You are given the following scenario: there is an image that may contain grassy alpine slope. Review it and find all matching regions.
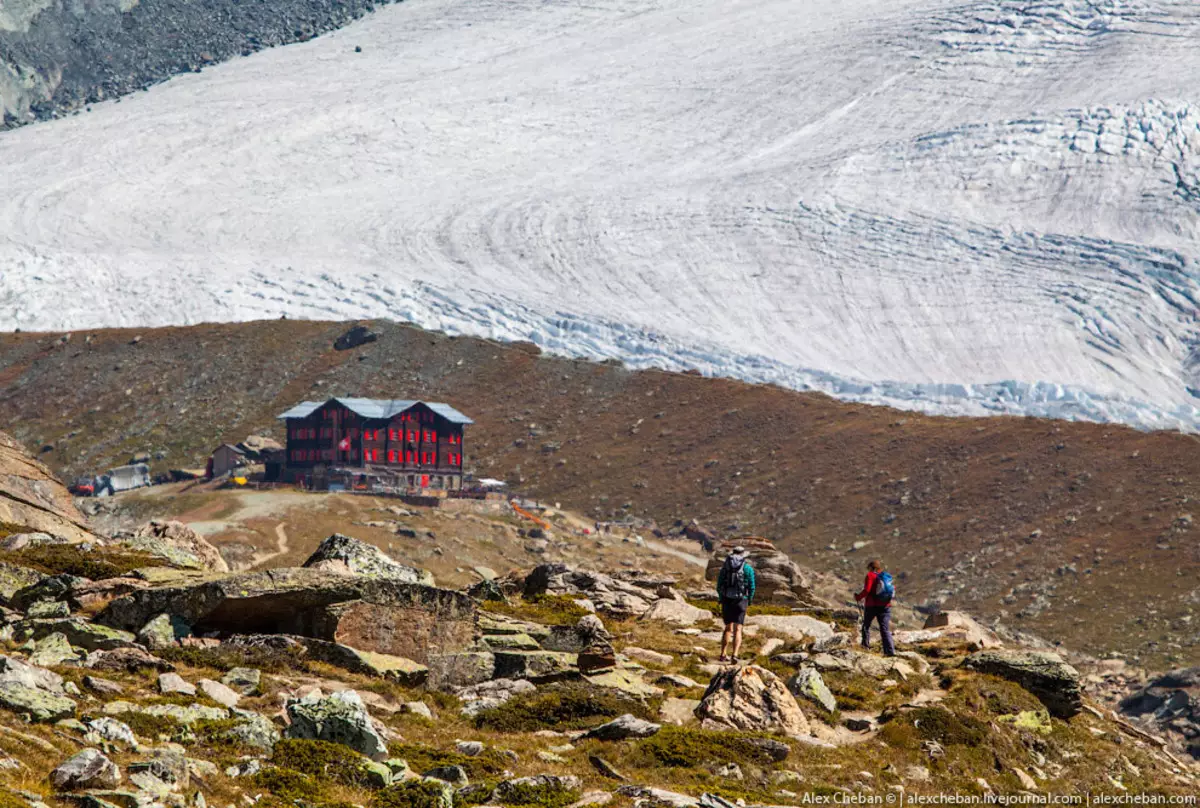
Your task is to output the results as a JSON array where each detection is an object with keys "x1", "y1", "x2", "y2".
[{"x1": 0, "y1": 319, "x2": 1197, "y2": 668}]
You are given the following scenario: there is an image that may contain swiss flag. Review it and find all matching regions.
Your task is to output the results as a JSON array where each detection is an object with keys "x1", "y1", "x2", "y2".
[{"x1": 338, "y1": 436, "x2": 351, "y2": 451}]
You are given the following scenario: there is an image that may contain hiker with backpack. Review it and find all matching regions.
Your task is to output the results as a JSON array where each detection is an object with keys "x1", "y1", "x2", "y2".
[
  {"x1": 717, "y1": 545, "x2": 756, "y2": 663},
  {"x1": 855, "y1": 558, "x2": 895, "y2": 656}
]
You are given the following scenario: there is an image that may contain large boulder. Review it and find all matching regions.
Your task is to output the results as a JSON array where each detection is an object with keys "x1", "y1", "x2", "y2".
[
  {"x1": 117, "y1": 521, "x2": 229, "y2": 572},
  {"x1": 704, "y1": 538, "x2": 828, "y2": 606},
  {"x1": 302, "y1": 534, "x2": 434, "y2": 585},
  {"x1": 694, "y1": 665, "x2": 810, "y2": 737},
  {"x1": 963, "y1": 650, "x2": 1082, "y2": 718},
  {"x1": 523, "y1": 564, "x2": 655, "y2": 618},
  {"x1": 50, "y1": 749, "x2": 121, "y2": 791},
  {"x1": 285, "y1": 690, "x2": 389, "y2": 761},
  {"x1": 639, "y1": 599, "x2": 712, "y2": 627},
  {"x1": 96, "y1": 568, "x2": 478, "y2": 665},
  {"x1": 745, "y1": 614, "x2": 835, "y2": 642},
  {"x1": 0, "y1": 431, "x2": 97, "y2": 543},
  {"x1": 894, "y1": 611, "x2": 1001, "y2": 650}
]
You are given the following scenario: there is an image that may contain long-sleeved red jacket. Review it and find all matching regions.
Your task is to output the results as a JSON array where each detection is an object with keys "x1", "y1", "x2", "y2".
[{"x1": 855, "y1": 571, "x2": 890, "y2": 608}]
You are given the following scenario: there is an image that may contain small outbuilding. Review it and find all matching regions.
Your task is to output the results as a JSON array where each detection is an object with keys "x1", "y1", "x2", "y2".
[{"x1": 209, "y1": 444, "x2": 248, "y2": 479}]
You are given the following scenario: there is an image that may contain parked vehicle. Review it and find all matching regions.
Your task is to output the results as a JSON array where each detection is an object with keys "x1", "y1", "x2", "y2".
[
  {"x1": 69, "y1": 477, "x2": 95, "y2": 497},
  {"x1": 94, "y1": 463, "x2": 151, "y2": 496}
]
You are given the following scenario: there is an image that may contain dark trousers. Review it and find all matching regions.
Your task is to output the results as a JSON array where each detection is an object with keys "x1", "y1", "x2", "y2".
[{"x1": 861, "y1": 606, "x2": 894, "y2": 655}]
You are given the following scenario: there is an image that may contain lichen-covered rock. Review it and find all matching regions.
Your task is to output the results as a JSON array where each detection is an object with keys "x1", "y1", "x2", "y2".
[
  {"x1": 197, "y1": 679, "x2": 241, "y2": 708},
  {"x1": 302, "y1": 534, "x2": 434, "y2": 585},
  {"x1": 97, "y1": 568, "x2": 476, "y2": 665},
  {"x1": 492, "y1": 650, "x2": 578, "y2": 682},
  {"x1": 787, "y1": 667, "x2": 836, "y2": 713},
  {"x1": 28, "y1": 632, "x2": 82, "y2": 667},
  {"x1": 50, "y1": 749, "x2": 121, "y2": 791},
  {"x1": 0, "y1": 431, "x2": 97, "y2": 543},
  {"x1": 454, "y1": 678, "x2": 536, "y2": 717},
  {"x1": 523, "y1": 564, "x2": 654, "y2": 618},
  {"x1": 695, "y1": 665, "x2": 810, "y2": 737},
  {"x1": 427, "y1": 651, "x2": 495, "y2": 690},
  {"x1": 85, "y1": 646, "x2": 175, "y2": 673},
  {"x1": 0, "y1": 654, "x2": 66, "y2": 691},
  {"x1": 221, "y1": 667, "x2": 261, "y2": 696},
  {"x1": 284, "y1": 689, "x2": 389, "y2": 761},
  {"x1": 0, "y1": 681, "x2": 76, "y2": 721},
  {"x1": 227, "y1": 708, "x2": 281, "y2": 750},
  {"x1": 581, "y1": 714, "x2": 661, "y2": 741},
  {"x1": 639, "y1": 599, "x2": 712, "y2": 626},
  {"x1": 963, "y1": 650, "x2": 1082, "y2": 718},
  {"x1": 117, "y1": 521, "x2": 228, "y2": 572},
  {"x1": 0, "y1": 562, "x2": 45, "y2": 605},
  {"x1": 16, "y1": 617, "x2": 137, "y2": 651},
  {"x1": 704, "y1": 538, "x2": 828, "y2": 606},
  {"x1": 137, "y1": 614, "x2": 192, "y2": 650},
  {"x1": 84, "y1": 717, "x2": 138, "y2": 747},
  {"x1": 158, "y1": 673, "x2": 196, "y2": 697},
  {"x1": 103, "y1": 701, "x2": 229, "y2": 725}
]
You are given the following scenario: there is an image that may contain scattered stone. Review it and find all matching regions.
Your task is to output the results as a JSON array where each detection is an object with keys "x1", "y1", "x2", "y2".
[
  {"x1": 712, "y1": 761, "x2": 742, "y2": 780},
  {"x1": 29, "y1": 633, "x2": 81, "y2": 667},
  {"x1": 919, "y1": 611, "x2": 1002, "y2": 649},
  {"x1": 197, "y1": 679, "x2": 240, "y2": 708},
  {"x1": 788, "y1": 667, "x2": 836, "y2": 713},
  {"x1": 424, "y1": 765, "x2": 469, "y2": 787},
  {"x1": 639, "y1": 599, "x2": 712, "y2": 626},
  {"x1": 83, "y1": 676, "x2": 124, "y2": 696},
  {"x1": 758, "y1": 638, "x2": 784, "y2": 657},
  {"x1": 221, "y1": 667, "x2": 261, "y2": 696},
  {"x1": 581, "y1": 714, "x2": 662, "y2": 741},
  {"x1": 51, "y1": 749, "x2": 121, "y2": 791},
  {"x1": 226, "y1": 708, "x2": 281, "y2": 750},
  {"x1": 158, "y1": 673, "x2": 196, "y2": 697},
  {"x1": 27, "y1": 600, "x2": 70, "y2": 619},
  {"x1": 103, "y1": 701, "x2": 229, "y2": 726},
  {"x1": 85, "y1": 647, "x2": 174, "y2": 673},
  {"x1": 492, "y1": 651, "x2": 577, "y2": 681},
  {"x1": 137, "y1": 614, "x2": 191, "y2": 651},
  {"x1": 1014, "y1": 768, "x2": 1037, "y2": 790},
  {"x1": 659, "y1": 697, "x2": 701, "y2": 726},
  {"x1": 334, "y1": 325, "x2": 379, "y2": 351},
  {"x1": 963, "y1": 650, "x2": 1082, "y2": 718},
  {"x1": 456, "y1": 741, "x2": 484, "y2": 757},
  {"x1": 403, "y1": 701, "x2": 433, "y2": 719},
  {"x1": 623, "y1": 647, "x2": 673, "y2": 667},
  {"x1": 84, "y1": 718, "x2": 138, "y2": 748},
  {"x1": 904, "y1": 765, "x2": 931, "y2": 783},
  {"x1": 615, "y1": 785, "x2": 697, "y2": 808},
  {"x1": 119, "y1": 521, "x2": 228, "y2": 572},
  {"x1": 568, "y1": 791, "x2": 614, "y2": 808},
  {"x1": 656, "y1": 674, "x2": 701, "y2": 689},
  {"x1": 695, "y1": 665, "x2": 810, "y2": 737},
  {"x1": 0, "y1": 681, "x2": 75, "y2": 722},
  {"x1": 302, "y1": 533, "x2": 434, "y2": 585},
  {"x1": 744, "y1": 614, "x2": 835, "y2": 642},
  {"x1": 588, "y1": 754, "x2": 626, "y2": 780},
  {"x1": 455, "y1": 678, "x2": 536, "y2": 716},
  {"x1": 285, "y1": 689, "x2": 389, "y2": 761}
]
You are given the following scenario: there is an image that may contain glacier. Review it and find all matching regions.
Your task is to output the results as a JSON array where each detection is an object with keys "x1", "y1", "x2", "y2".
[{"x1": 2, "y1": 0, "x2": 1200, "y2": 429}]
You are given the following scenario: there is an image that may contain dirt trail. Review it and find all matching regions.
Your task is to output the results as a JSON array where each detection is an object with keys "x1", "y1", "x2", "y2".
[{"x1": 252, "y1": 522, "x2": 291, "y2": 568}]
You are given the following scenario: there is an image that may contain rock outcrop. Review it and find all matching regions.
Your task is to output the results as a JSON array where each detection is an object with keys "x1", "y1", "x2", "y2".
[
  {"x1": 117, "y1": 520, "x2": 229, "y2": 572},
  {"x1": 704, "y1": 538, "x2": 827, "y2": 606},
  {"x1": 285, "y1": 689, "x2": 389, "y2": 761},
  {"x1": 694, "y1": 665, "x2": 810, "y2": 737},
  {"x1": 96, "y1": 568, "x2": 478, "y2": 664},
  {"x1": 0, "y1": 431, "x2": 96, "y2": 543},
  {"x1": 524, "y1": 564, "x2": 657, "y2": 618},
  {"x1": 303, "y1": 533, "x2": 434, "y2": 585},
  {"x1": 50, "y1": 748, "x2": 121, "y2": 790},
  {"x1": 1120, "y1": 667, "x2": 1200, "y2": 759},
  {"x1": 963, "y1": 650, "x2": 1082, "y2": 718}
]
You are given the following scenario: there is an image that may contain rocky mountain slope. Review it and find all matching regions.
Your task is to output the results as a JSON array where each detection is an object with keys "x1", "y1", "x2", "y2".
[
  {"x1": 0, "y1": 432, "x2": 95, "y2": 543},
  {"x1": 1, "y1": 320, "x2": 1198, "y2": 669},
  {"x1": 3, "y1": 0, "x2": 1200, "y2": 426},
  {"x1": 0, "y1": 0, "x2": 400, "y2": 128},
  {"x1": 0, "y1": 461, "x2": 1193, "y2": 800}
]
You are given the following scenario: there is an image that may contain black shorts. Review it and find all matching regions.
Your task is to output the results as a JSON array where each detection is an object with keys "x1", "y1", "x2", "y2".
[{"x1": 721, "y1": 597, "x2": 749, "y2": 625}]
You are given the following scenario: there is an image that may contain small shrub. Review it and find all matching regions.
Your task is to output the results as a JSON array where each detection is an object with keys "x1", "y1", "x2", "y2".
[
  {"x1": 388, "y1": 743, "x2": 508, "y2": 779},
  {"x1": 481, "y1": 595, "x2": 590, "y2": 626},
  {"x1": 474, "y1": 683, "x2": 654, "y2": 732},
  {"x1": 270, "y1": 739, "x2": 381, "y2": 788},
  {"x1": 633, "y1": 726, "x2": 786, "y2": 768},
  {"x1": 896, "y1": 707, "x2": 988, "y2": 746},
  {"x1": 158, "y1": 643, "x2": 310, "y2": 673},
  {"x1": 493, "y1": 780, "x2": 579, "y2": 808},
  {"x1": 250, "y1": 766, "x2": 327, "y2": 802},
  {"x1": 375, "y1": 779, "x2": 451, "y2": 808},
  {"x1": 0, "y1": 545, "x2": 161, "y2": 579}
]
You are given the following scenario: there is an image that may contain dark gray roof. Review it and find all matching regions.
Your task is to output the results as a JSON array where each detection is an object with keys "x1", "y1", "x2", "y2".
[{"x1": 277, "y1": 397, "x2": 473, "y2": 424}]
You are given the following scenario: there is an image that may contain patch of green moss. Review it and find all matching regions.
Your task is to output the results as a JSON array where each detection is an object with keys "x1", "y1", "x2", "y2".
[
  {"x1": 388, "y1": 743, "x2": 508, "y2": 779},
  {"x1": 116, "y1": 710, "x2": 187, "y2": 741},
  {"x1": 493, "y1": 781, "x2": 579, "y2": 808},
  {"x1": 0, "y1": 545, "x2": 162, "y2": 579},
  {"x1": 481, "y1": 594, "x2": 591, "y2": 626},
  {"x1": 891, "y1": 707, "x2": 988, "y2": 746},
  {"x1": 271, "y1": 738, "x2": 379, "y2": 788},
  {"x1": 374, "y1": 779, "x2": 451, "y2": 808},
  {"x1": 250, "y1": 766, "x2": 328, "y2": 802},
  {"x1": 474, "y1": 683, "x2": 654, "y2": 732},
  {"x1": 997, "y1": 710, "x2": 1053, "y2": 735},
  {"x1": 158, "y1": 643, "x2": 310, "y2": 673},
  {"x1": 631, "y1": 726, "x2": 786, "y2": 768}
]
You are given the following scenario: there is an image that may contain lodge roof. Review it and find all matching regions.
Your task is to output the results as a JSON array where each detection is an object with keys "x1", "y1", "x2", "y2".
[{"x1": 276, "y1": 397, "x2": 474, "y2": 424}]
